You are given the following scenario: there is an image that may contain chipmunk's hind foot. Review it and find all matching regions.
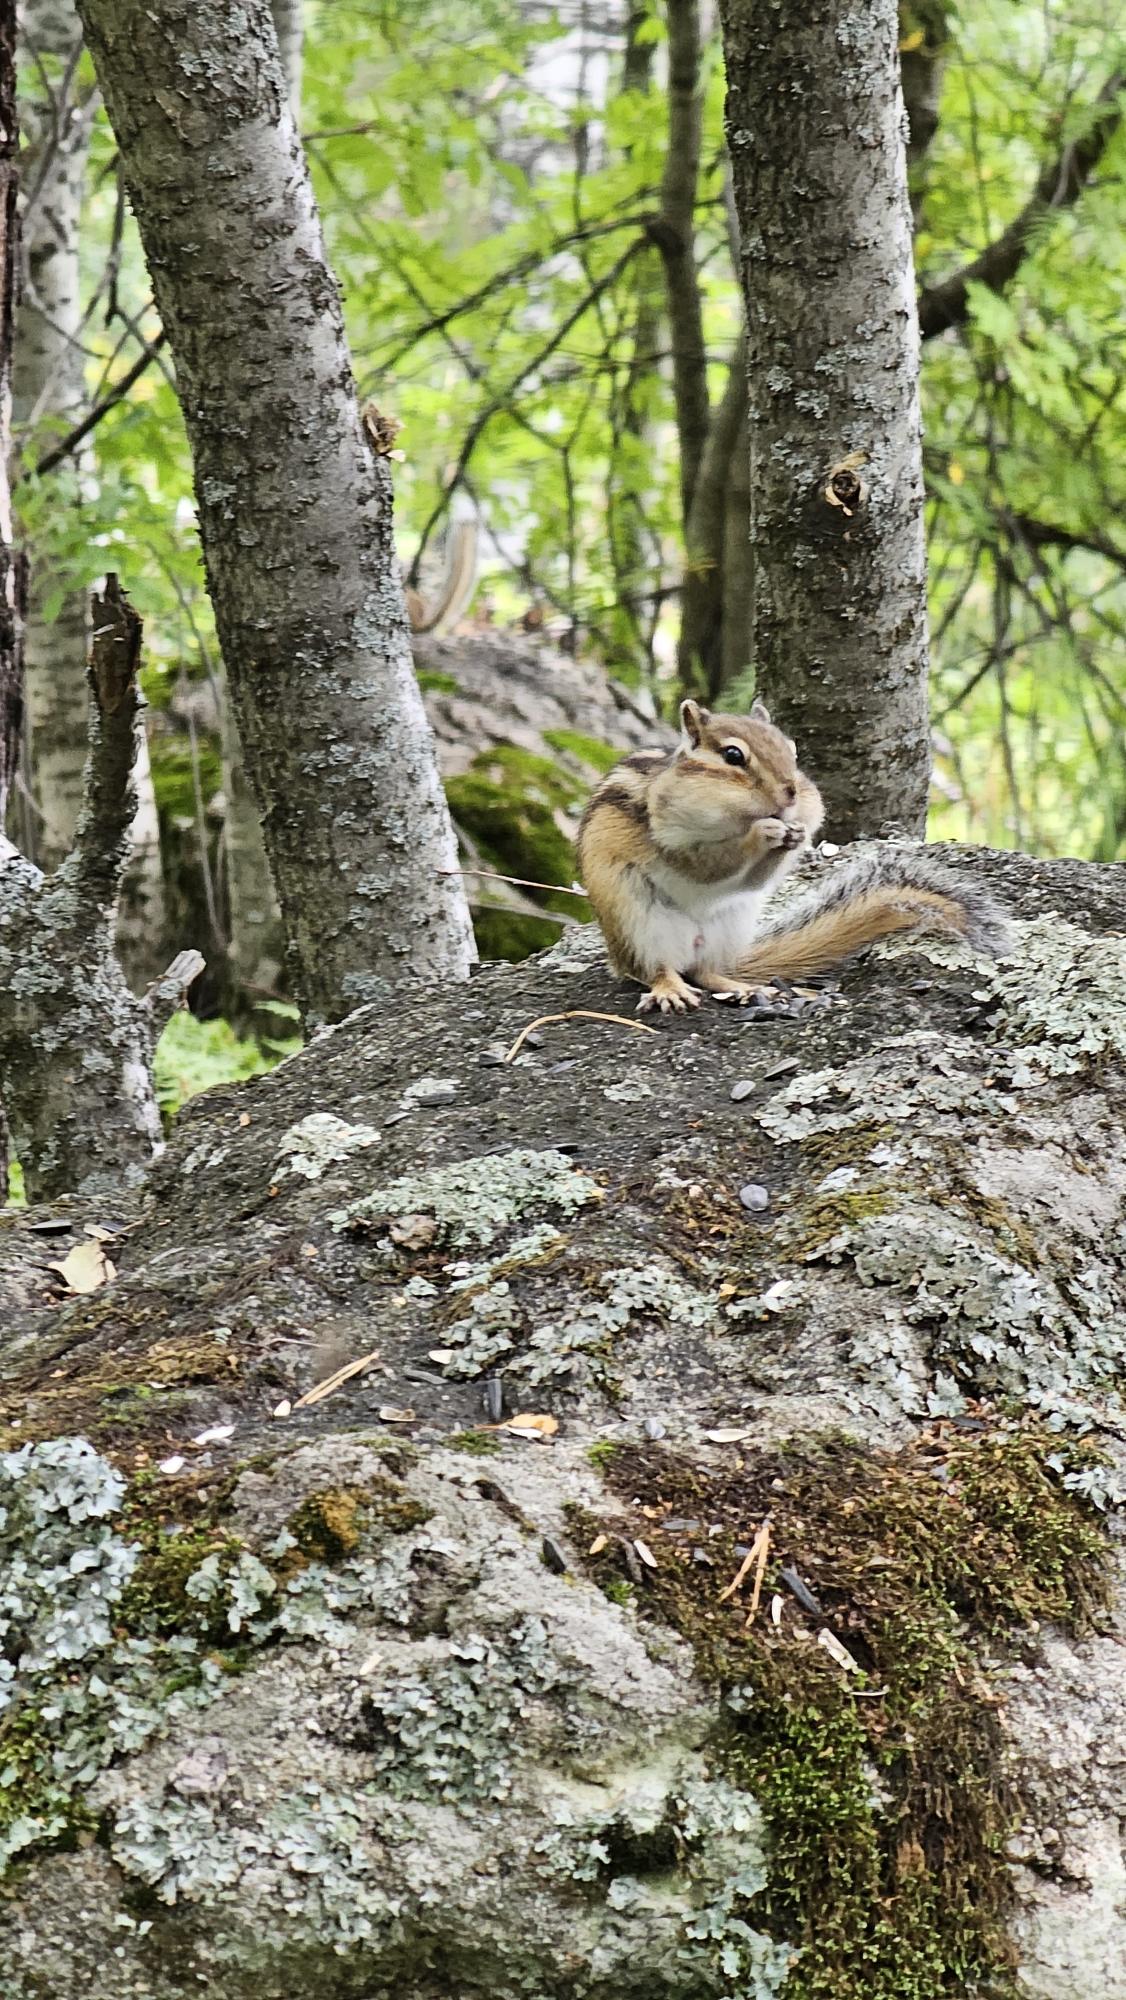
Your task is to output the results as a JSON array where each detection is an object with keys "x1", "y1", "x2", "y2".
[
  {"x1": 692, "y1": 969, "x2": 778, "y2": 1007},
  {"x1": 637, "y1": 970, "x2": 703, "y2": 1014}
]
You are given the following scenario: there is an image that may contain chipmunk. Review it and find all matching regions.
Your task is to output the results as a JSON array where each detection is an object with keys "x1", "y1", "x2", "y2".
[{"x1": 577, "y1": 698, "x2": 1006, "y2": 1013}]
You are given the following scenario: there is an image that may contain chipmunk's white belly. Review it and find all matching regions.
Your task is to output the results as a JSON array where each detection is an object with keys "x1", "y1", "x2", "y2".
[{"x1": 631, "y1": 877, "x2": 770, "y2": 976}]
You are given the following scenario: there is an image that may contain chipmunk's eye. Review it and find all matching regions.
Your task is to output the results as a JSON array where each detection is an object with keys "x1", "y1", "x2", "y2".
[{"x1": 722, "y1": 744, "x2": 747, "y2": 768}]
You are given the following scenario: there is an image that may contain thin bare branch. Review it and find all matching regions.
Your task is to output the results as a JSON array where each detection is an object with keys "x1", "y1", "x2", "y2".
[{"x1": 31, "y1": 329, "x2": 167, "y2": 476}]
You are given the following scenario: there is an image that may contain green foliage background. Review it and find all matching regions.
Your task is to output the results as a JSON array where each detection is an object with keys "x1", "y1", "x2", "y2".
[{"x1": 13, "y1": 0, "x2": 1126, "y2": 868}]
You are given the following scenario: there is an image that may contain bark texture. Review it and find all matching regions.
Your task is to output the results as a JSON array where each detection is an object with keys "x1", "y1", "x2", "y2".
[
  {"x1": 719, "y1": 0, "x2": 932, "y2": 839},
  {"x1": 220, "y1": 0, "x2": 305, "y2": 1015},
  {"x1": 73, "y1": 0, "x2": 474, "y2": 1028},
  {"x1": 0, "y1": 579, "x2": 201, "y2": 1199},
  {"x1": 721, "y1": 403, "x2": 752, "y2": 688},
  {"x1": 654, "y1": 0, "x2": 709, "y2": 529},
  {"x1": 0, "y1": 845, "x2": 1124, "y2": 1997}
]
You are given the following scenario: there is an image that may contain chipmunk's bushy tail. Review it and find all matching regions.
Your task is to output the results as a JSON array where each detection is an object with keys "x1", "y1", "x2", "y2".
[{"x1": 738, "y1": 848, "x2": 1009, "y2": 982}]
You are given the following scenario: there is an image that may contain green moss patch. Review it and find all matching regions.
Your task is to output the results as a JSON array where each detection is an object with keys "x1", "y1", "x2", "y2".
[
  {"x1": 581, "y1": 1425, "x2": 1112, "y2": 1999},
  {"x1": 543, "y1": 727, "x2": 623, "y2": 775},
  {"x1": 448, "y1": 1429, "x2": 503, "y2": 1455},
  {"x1": 148, "y1": 733, "x2": 221, "y2": 821},
  {"x1": 445, "y1": 743, "x2": 592, "y2": 961},
  {"x1": 0, "y1": 1331, "x2": 238, "y2": 1452}
]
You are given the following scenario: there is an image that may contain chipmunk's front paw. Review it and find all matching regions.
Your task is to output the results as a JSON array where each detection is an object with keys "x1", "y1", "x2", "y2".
[
  {"x1": 757, "y1": 817, "x2": 805, "y2": 852},
  {"x1": 638, "y1": 971, "x2": 703, "y2": 1014}
]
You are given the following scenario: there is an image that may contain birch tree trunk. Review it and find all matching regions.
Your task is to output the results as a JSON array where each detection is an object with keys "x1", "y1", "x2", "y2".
[
  {"x1": 10, "y1": 0, "x2": 89, "y2": 870},
  {"x1": 13, "y1": 0, "x2": 166, "y2": 985},
  {"x1": 718, "y1": 0, "x2": 932, "y2": 838},
  {"x1": 73, "y1": 0, "x2": 475, "y2": 1028}
]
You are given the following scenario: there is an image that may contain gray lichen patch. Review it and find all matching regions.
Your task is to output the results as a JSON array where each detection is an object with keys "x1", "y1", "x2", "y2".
[
  {"x1": 428, "y1": 1251, "x2": 719, "y2": 1387},
  {"x1": 0, "y1": 1435, "x2": 431, "y2": 1878},
  {"x1": 753, "y1": 1032, "x2": 1022, "y2": 1145},
  {"x1": 989, "y1": 916, "x2": 1126, "y2": 1074},
  {"x1": 330, "y1": 1145, "x2": 599, "y2": 1247},
  {"x1": 883, "y1": 910, "x2": 1126, "y2": 1076},
  {"x1": 0, "y1": 1437, "x2": 223, "y2": 1870},
  {"x1": 808, "y1": 1203, "x2": 1125, "y2": 1413},
  {"x1": 274, "y1": 1110, "x2": 381, "y2": 1180},
  {"x1": 5, "y1": 1439, "x2": 790, "y2": 1998}
]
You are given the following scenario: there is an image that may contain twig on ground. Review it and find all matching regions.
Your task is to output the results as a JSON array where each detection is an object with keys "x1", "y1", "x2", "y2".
[{"x1": 503, "y1": 1009, "x2": 658, "y2": 1063}]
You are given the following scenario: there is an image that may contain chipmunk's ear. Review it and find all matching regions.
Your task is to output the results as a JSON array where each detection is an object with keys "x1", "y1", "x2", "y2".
[
  {"x1": 680, "y1": 699, "x2": 710, "y2": 746},
  {"x1": 750, "y1": 697, "x2": 772, "y2": 725}
]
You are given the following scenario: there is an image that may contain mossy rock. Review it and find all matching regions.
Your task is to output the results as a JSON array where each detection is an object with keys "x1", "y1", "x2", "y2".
[
  {"x1": 543, "y1": 728, "x2": 624, "y2": 776},
  {"x1": 446, "y1": 741, "x2": 597, "y2": 962},
  {"x1": 148, "y1": 732, "x2": 222, "y2": 822},
  {"x1": 580, "y1": 1423, "x2": 1113, "y2": 1999}
]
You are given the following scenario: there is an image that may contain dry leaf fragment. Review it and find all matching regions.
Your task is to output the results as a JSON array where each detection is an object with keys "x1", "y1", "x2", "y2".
[
  {"x1": 272, "y1": 1399, "x2": 292, "y2": 1419},
  {"x1": 588, "y1": 1533, "x2": 609, "y2": 1556},
  {"x1": 193, "y1": 1424, "x2": 235, "y2": 1446},
  {"x1": 705, "y1": 1426, "x2": 757, "y2": 1444},
  {"x1": 633, "y1": 1538, "x2": 658, "y2": 1569},
  {"x1": 82, "y1": 1223, "x2": 114, "y2": 1242},
  {"x1": 428, "y1": 1348, "x2": 455, "y2": 1366},
  {"x1": 158, "y1": 1455, "x2": 186, "y2": 1475},
  {"x1": 771, "y1": 1594, "x2": 784, "y2": 1627},
  {"x1": 48, "y1": 1240, "x2": 115, "y2": 1295},
  {"x1": 505, "y1": 1412, "x2": 559, "y2": 1436},
  {"x1": 378, "y1": 1405, "x2": 416, "y2": 1423},
  {"x1": 818, "y1": 1627, "x2": 860, "y2": 1673},
  {"x1": 389, "y1": 1213, "x2": 438, "y2": 1250}
]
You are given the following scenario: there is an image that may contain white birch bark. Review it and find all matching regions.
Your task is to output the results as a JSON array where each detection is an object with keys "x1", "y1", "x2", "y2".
[{"x1": 13, "y1": 0, "x2": 167, "y2": 983}]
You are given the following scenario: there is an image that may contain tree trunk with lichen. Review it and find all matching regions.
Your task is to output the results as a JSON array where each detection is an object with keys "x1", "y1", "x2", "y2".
[
  {"x1": 0, "y1": 578, "x2": 203, "y2": 1199},
  {"x1": 73, "y1": 0, "x2": 475, "y2": 1029},
  {"x1": 1, "y1": 843, "x2": 1125, "y2": 1998},
  {"x1": 215, "y1": 0, "x2": 303, "y2": 1020},
  {"x1": 719, "y1": 0, "x2": 932, "y2": 839}
]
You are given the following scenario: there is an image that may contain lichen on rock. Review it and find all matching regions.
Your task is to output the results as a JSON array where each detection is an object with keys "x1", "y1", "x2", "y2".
[
  {"x1": 2, "y1": 844, "x2": 1125, "y2": 1996},
  {"x1": 330, "y1": 1145, "x2": 600, "y2": 1246}
]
